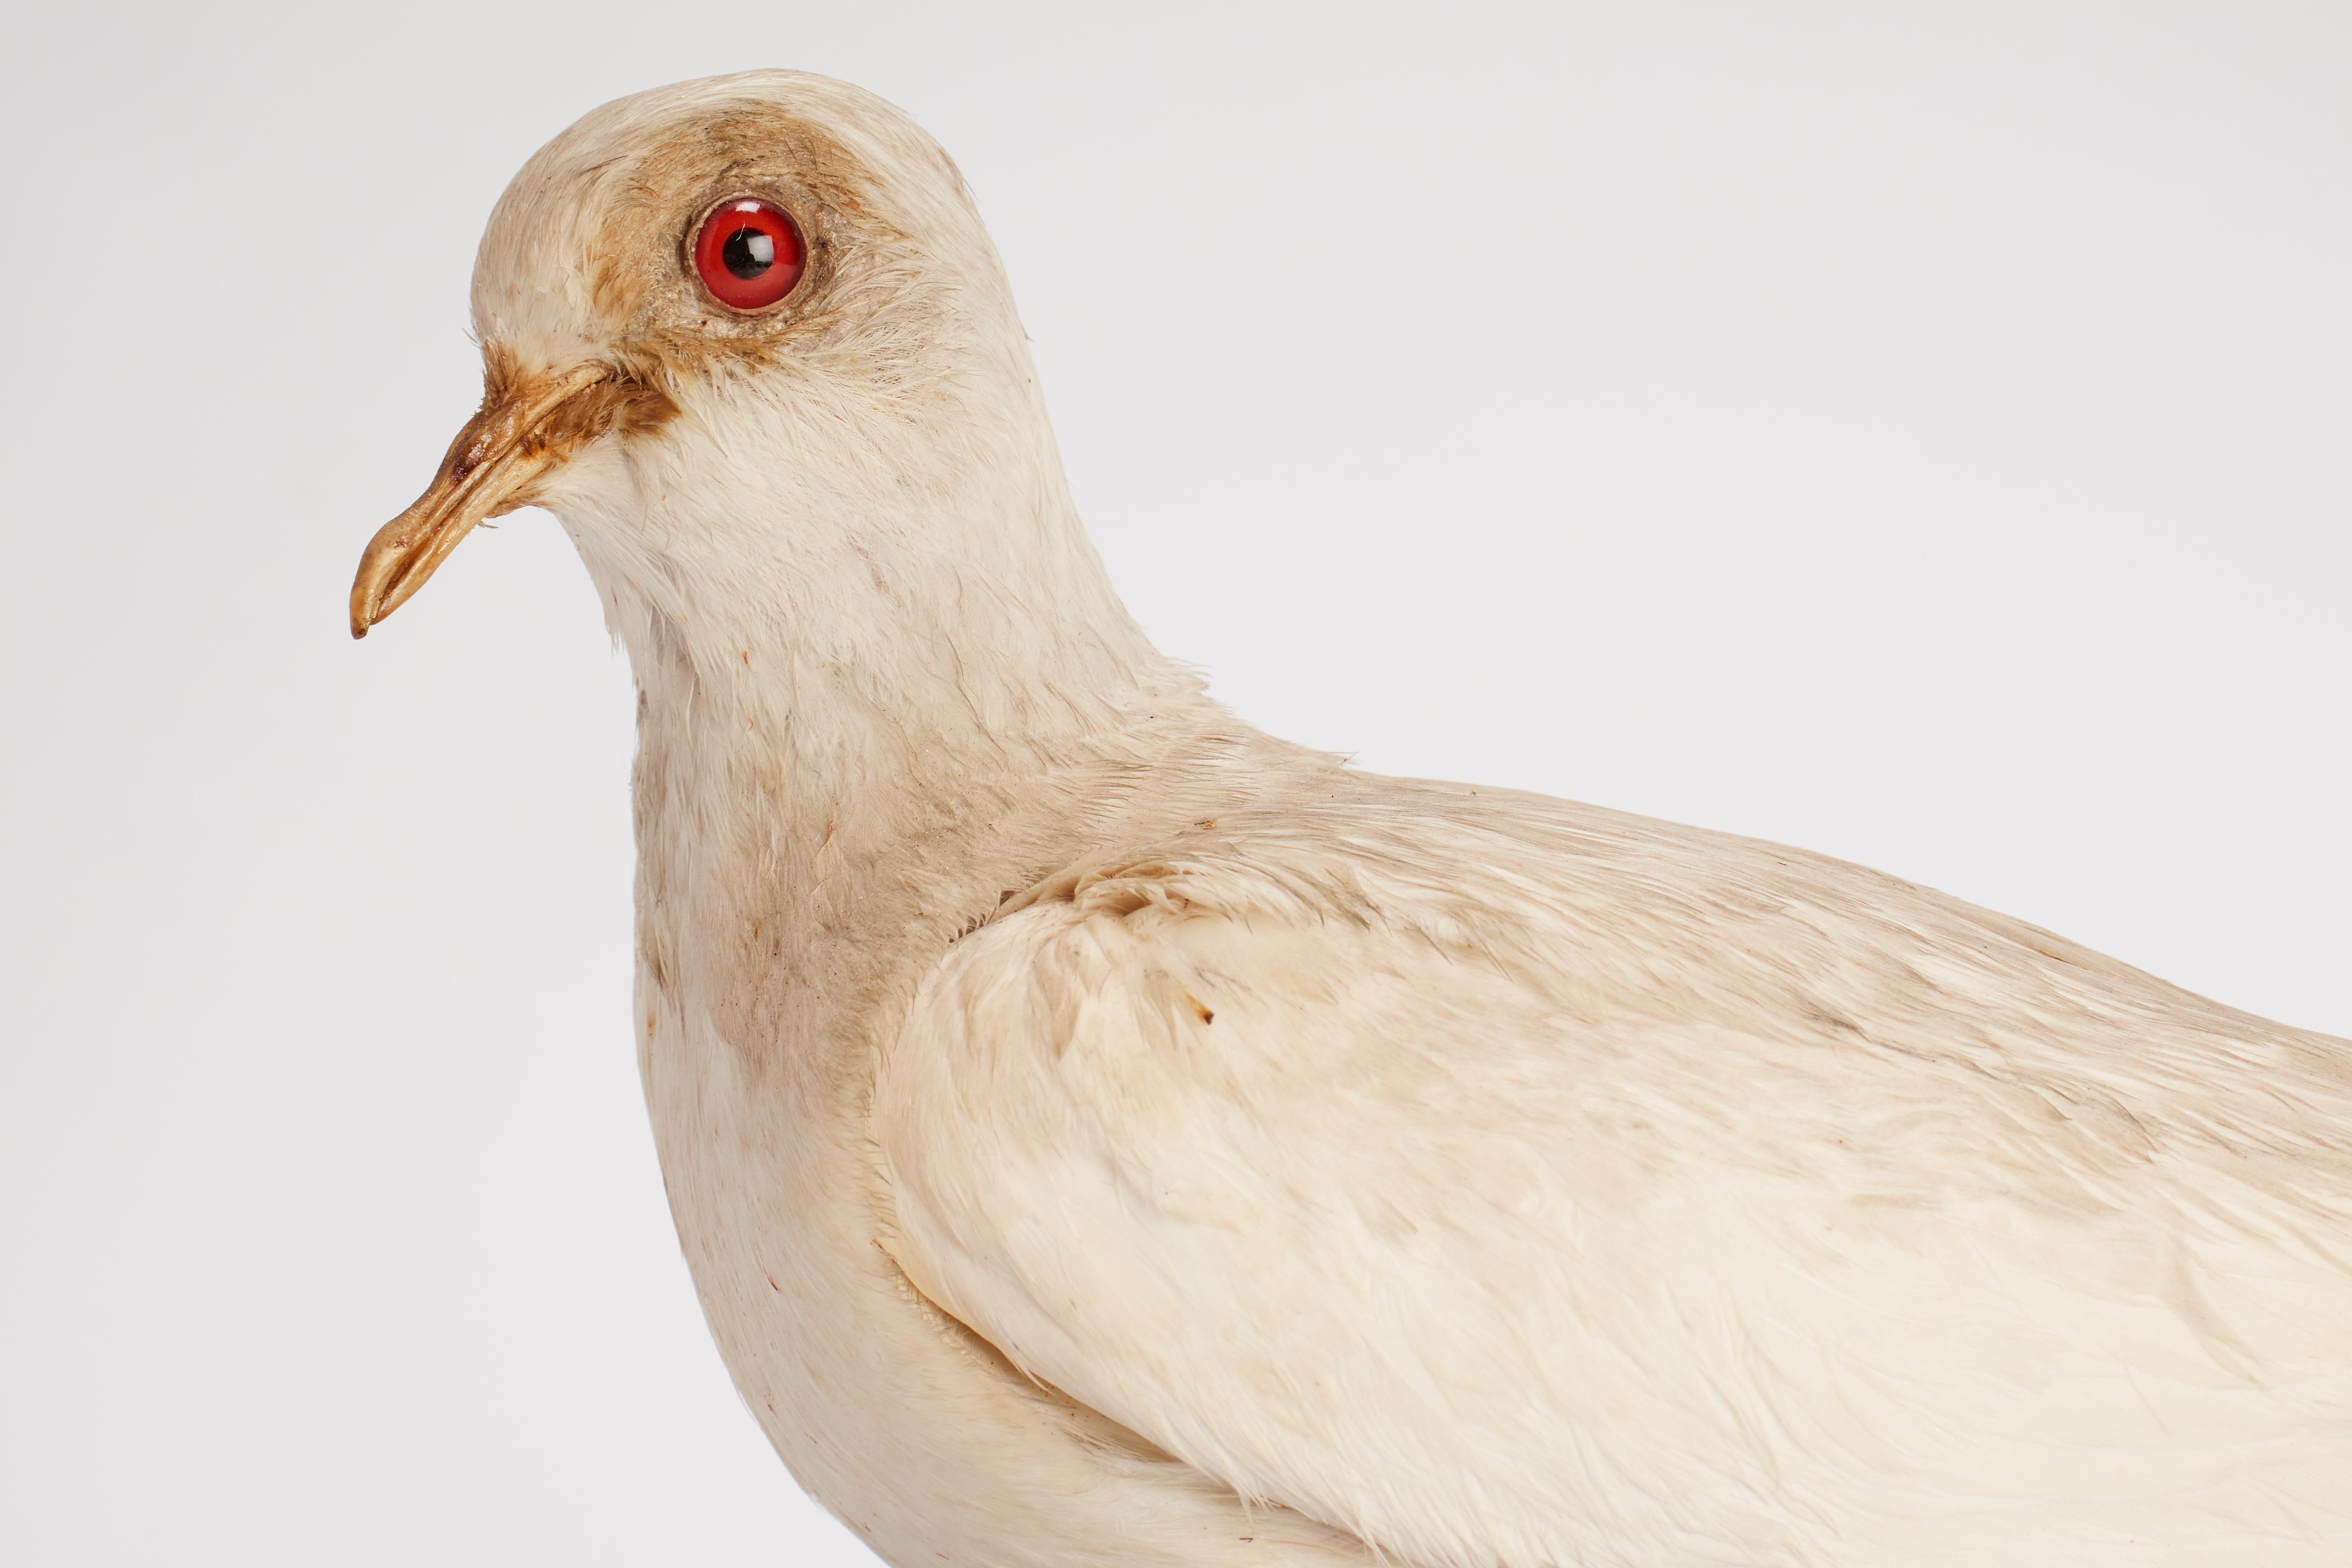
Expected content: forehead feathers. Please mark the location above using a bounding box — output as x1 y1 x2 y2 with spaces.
470 71 1003 384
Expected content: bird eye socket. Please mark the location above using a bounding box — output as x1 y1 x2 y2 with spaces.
692 198 806 311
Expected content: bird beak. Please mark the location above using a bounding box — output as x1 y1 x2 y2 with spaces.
348 363 612 638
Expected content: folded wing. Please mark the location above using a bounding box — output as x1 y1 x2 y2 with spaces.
875 788 2352 1566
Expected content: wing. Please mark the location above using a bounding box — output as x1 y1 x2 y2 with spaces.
874 783 2352 1566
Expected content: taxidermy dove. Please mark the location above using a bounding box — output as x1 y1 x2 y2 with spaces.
351 71 2352 1568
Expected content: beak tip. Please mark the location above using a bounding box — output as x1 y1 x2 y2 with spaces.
351 361 605 641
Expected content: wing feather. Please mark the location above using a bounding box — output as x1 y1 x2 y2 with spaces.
875 788 2352 1566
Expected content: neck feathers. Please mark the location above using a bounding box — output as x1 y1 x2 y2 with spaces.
551 356 1203 868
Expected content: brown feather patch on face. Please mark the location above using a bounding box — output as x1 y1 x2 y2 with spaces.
479 342 681 515
485 341 679 446
575 101 922 388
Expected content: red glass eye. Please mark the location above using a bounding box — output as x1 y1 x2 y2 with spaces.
692 198 806 311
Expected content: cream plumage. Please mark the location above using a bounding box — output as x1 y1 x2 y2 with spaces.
351 70 2352 1567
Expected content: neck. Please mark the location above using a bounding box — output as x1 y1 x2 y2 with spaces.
549 375 1209 929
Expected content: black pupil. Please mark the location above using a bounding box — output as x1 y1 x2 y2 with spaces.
722 226 777 279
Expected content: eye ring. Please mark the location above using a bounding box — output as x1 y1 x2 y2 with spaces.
691 197 806 312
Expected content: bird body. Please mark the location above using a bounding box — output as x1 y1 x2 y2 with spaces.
353 71 2352 1566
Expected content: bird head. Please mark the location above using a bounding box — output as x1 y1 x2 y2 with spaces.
348 71 1054 644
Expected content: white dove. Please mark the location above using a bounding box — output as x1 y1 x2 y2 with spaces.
351 71 2352 1568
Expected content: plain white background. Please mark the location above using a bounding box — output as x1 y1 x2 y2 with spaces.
4 3 2345 1563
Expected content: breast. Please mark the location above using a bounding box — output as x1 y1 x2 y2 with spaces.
630 803 1378 1568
